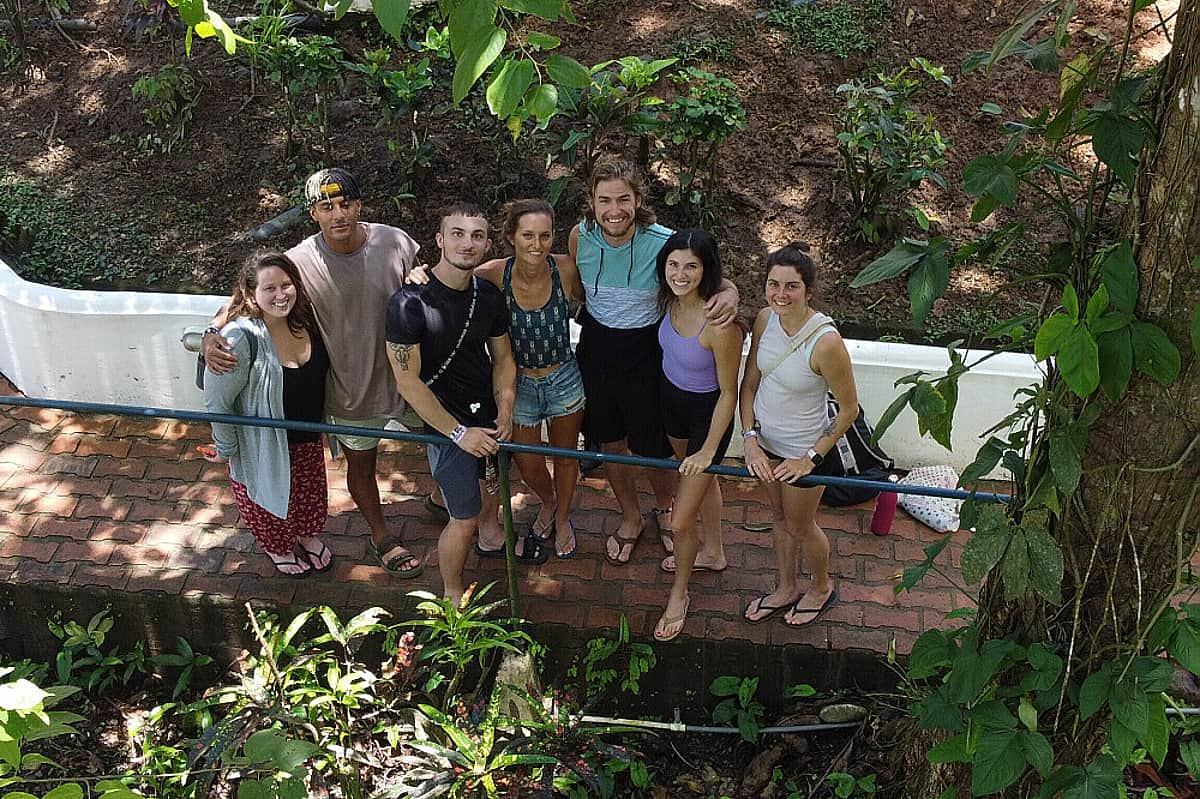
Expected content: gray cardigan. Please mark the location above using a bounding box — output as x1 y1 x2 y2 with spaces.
203 317 291 518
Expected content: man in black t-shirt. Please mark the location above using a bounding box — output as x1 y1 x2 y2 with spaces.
386 202 545 605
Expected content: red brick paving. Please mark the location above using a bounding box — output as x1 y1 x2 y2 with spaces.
0 375 976 658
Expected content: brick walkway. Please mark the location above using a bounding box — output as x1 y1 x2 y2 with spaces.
0 376 972 658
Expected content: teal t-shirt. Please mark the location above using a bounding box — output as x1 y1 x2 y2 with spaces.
575 222 673 329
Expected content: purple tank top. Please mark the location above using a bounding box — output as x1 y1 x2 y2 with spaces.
658 312 720 393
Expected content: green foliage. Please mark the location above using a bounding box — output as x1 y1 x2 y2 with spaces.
671 35 738 65
131 63 198 153
764 0 892 58
834 58 951 245
0 35 21 72
710 675 765 743
827 771 877 797
567 614 657 702
657 67 747 222
256 32 345 158
552 55 675 176
0 667 97 799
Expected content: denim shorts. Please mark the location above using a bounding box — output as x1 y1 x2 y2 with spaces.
426 436 484 520
513 359 586 427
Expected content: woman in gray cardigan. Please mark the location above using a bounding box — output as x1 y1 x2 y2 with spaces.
202 251 331 576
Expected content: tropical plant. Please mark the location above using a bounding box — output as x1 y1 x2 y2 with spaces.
131 63 198 154
710 675 765 743
833 57 951 245
257 33 345 158
567 614 657 703
657 67 747 223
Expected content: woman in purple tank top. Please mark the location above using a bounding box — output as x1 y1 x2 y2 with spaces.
651 229 744 642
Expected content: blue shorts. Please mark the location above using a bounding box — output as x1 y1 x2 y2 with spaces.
426 437 484 520
513 359 586 427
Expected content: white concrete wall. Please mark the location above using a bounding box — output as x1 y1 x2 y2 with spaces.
0 256 1041 472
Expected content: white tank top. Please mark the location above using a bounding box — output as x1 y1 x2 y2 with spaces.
753 312 838 458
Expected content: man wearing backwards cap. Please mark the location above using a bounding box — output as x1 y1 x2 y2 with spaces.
203 167 426 577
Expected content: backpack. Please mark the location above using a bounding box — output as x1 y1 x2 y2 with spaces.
819 393 895 507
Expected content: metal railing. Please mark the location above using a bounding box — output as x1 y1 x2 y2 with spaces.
0 396 1008 614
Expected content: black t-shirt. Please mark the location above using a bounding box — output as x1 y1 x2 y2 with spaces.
282 329 329 444
385 274 509 428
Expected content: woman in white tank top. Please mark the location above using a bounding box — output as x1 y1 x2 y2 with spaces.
737 243 860 627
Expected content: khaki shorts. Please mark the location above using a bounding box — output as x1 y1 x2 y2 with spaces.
327 415 401 452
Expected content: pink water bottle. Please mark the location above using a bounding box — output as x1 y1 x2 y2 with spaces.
870 475 900 536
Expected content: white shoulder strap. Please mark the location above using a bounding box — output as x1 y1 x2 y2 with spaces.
760 312 835 381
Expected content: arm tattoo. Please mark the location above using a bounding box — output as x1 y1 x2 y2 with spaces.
821 421 837 439
388 342 413 371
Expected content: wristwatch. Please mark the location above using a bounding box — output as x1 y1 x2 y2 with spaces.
807 448 824 466
742 429 758 440
203 325 221 337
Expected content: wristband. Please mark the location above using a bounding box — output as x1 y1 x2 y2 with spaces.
450 424 467 444
742 429 758 440
203 325 221 337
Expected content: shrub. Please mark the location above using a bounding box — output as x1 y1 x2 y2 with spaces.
765 0 892 58
833 57 950 242
131 63 198 153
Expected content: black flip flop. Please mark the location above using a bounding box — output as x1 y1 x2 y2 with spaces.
783 589 839 627
371 537 425 579
268 550 313 579
744 595 795 624
423 493 450 523
475 531 550 565
298 540 334 573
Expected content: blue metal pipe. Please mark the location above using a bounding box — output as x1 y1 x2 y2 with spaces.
0 395 1009 503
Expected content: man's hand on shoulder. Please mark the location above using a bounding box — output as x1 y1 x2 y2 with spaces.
202 330 238 374
704 281 741 328
406 262 431 285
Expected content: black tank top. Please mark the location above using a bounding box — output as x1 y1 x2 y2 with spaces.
282 329 329 444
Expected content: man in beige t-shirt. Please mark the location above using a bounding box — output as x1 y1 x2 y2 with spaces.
203 168 425 576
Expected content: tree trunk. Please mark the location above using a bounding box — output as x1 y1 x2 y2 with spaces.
904 3 1200 795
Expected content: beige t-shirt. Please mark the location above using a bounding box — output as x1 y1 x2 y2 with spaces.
287 223 419 420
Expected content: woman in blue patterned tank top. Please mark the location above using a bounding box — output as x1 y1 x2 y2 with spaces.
475 200 586 558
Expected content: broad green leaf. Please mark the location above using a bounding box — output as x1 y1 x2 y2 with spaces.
1090 311 1133 334
1097 328 1133 400
452 26 507 103
1091 111 1143 186
961 50 990 73
1025 470 1061 515
963 155 1017 204
1062 283 1080 320
1130 320 1181 383
1022 36 1059 72
1191 300 1200 357
911 382 946 418
1034 313 1074 361
1024 513 1063 604
526 31 561 49
1048 425 1082 495
960 504 1013 584
980 102 1002 115
960 438 1005 486
1018 697 1038 730
915 685 964 731
486 58 536 117
546 54 591 89
972 727 1025 795
1062 754 1121 799
1058 324 1100 398
1078 665 1112 720
710 675 740 696
1084 284 1108 326
1019 730 1054 777
42 786 84 799
1060 52 1094 102
237 780 271 799
1108 677 1148 736
908 630 954 679
448 0 496 58
1144 693 1168 767
850 241 928 287
1099 241 1138 313
527 83 559 120
999 528 1030 601
0 680 49 711
1169 618 1200 675
988 1 1057 69
870 388 914 446
1180 739 1200 778
372 0 411 44
907 250 950 325
499 0 564 19
927 734 969 764
970 193 1003 223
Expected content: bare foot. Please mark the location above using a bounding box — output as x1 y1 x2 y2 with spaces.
744 589 800 622
654 594 690 642
604 516 645 563
554 517 577 558
783 584 837 627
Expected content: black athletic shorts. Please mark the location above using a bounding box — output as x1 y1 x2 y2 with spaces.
660 376 734 465
575 312 671 458
760 444 842 485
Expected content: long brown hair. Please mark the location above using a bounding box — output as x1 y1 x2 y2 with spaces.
583 157 656 231
226 250 317 337
500 198 554 250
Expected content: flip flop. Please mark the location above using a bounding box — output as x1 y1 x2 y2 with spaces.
649 507 675 554
783 589 839 627
297 538 333 573
743 594 797 624
653 596 691 642
604 520 645 566
267 549 313 578
661 555 727 574
556 520 577 560
371 536 425 579
530 506 556 543
475 531 550 565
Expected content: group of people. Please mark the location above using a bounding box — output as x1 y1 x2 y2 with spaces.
200 158 861 643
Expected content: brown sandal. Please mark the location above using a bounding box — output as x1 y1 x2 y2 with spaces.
604 520 646 566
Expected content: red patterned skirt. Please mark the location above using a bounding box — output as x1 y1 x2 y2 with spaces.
230 439 328 555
